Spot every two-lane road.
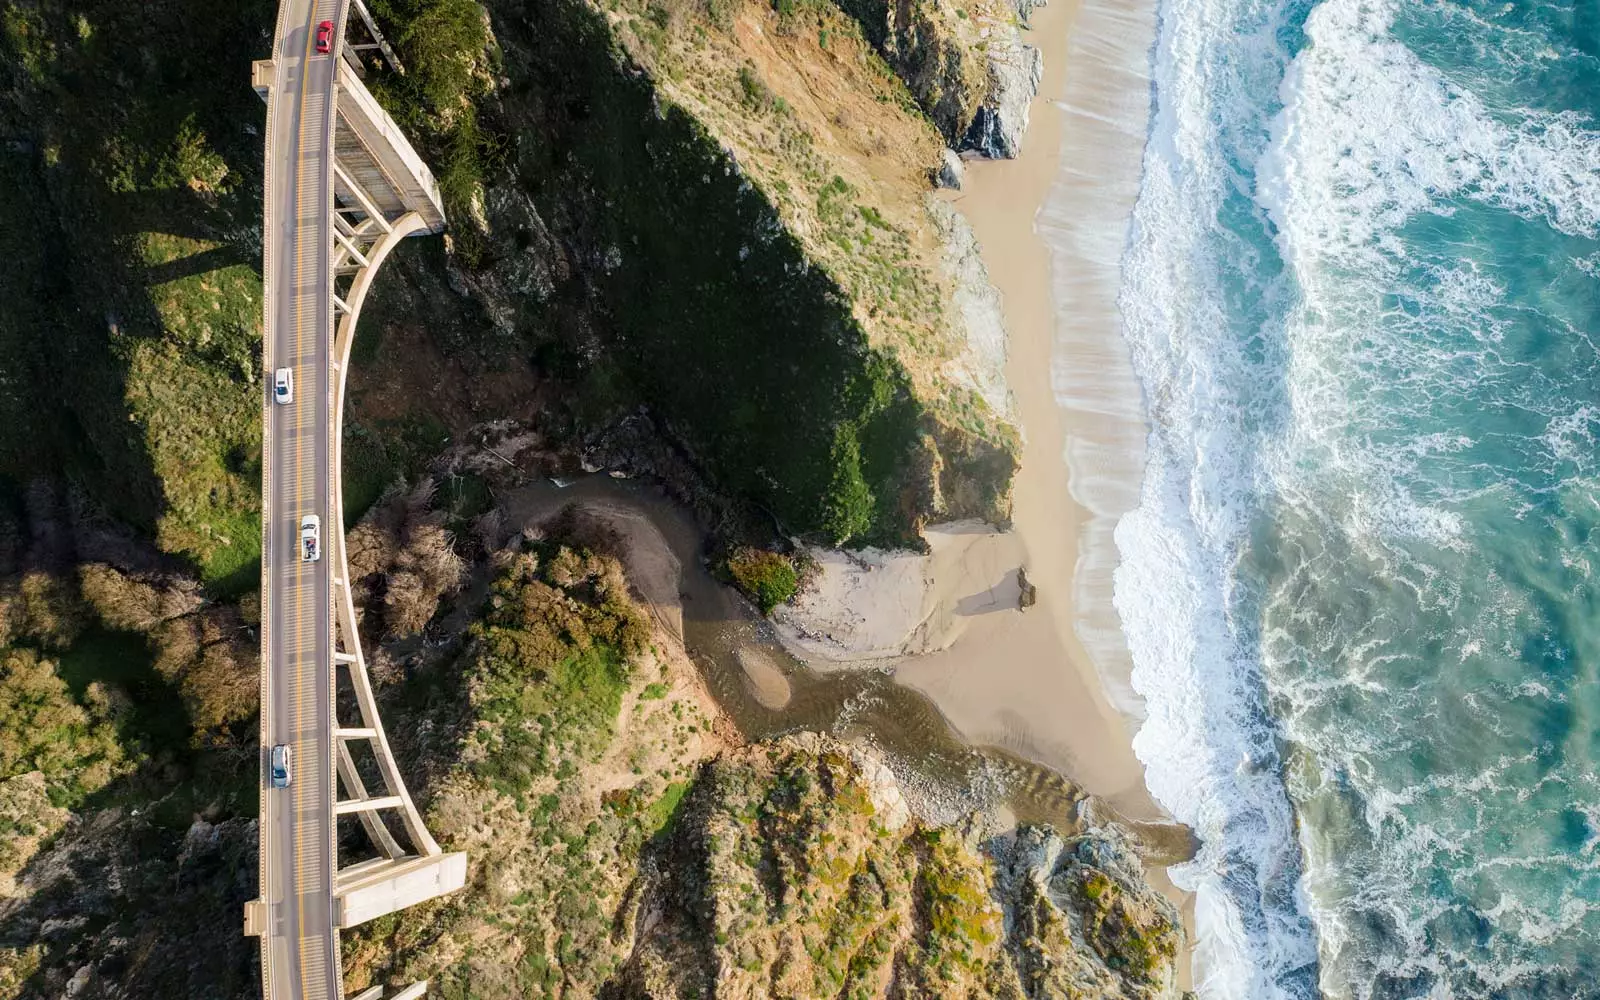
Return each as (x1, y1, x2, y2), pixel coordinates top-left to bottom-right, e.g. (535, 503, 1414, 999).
(261, 1, 343, 997)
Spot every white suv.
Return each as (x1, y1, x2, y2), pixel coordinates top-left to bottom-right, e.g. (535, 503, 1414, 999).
(273, 367, 293, 405)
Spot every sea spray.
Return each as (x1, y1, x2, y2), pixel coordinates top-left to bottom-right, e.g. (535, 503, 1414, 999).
(1116, 0, 1600, 994)
(1114, 0, 1322, 992)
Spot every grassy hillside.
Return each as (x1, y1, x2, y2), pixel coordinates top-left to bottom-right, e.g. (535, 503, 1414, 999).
(0, 0, 268, 590)
(2, 0, 1019, 575)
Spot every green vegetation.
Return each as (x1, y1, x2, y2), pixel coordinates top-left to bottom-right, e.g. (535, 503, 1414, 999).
(1072, 864, 1181, 983)
(725, 547, 799, 613)
(342, 543, 709, 998)
(613, 742, 1026, 998)
(461, 0, 937, 545)
(0, 647, 128, 810)
(911, 828, 1002, 981)
(365, 0, 502, 265)
(0, 0, 268, 587)
(469, 547, 649, 801)
(0, 537, 260, 995)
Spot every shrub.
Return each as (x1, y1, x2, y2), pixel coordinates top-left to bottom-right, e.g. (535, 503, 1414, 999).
(0, 647, 127, 804)
(725, 548, 798, 614)
(821, 427, 875, 545)
(737, 64, 774, 112)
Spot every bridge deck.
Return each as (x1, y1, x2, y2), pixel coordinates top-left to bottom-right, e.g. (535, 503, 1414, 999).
(254, 3, 453, 999)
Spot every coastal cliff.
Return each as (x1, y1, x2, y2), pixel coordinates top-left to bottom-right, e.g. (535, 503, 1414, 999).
(453, 0, 1024, 544)
(836, 0, 1045, 158)
(0, 488, 1185, 999)
(0, 2, 1187, 997)
(0, 0, 1022, 561)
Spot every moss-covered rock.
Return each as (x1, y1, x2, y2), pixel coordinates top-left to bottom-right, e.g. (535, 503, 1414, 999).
(724, 547, 799, 614)
(992, 825, 1186, 1000)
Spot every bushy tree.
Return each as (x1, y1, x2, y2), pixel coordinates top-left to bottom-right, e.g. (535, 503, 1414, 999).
(0, 648, 126, 803)
(821, 425, 875, 545)
(725, 548, 798, 614)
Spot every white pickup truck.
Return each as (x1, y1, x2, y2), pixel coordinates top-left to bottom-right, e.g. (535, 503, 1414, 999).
(300, 514, 320, 562)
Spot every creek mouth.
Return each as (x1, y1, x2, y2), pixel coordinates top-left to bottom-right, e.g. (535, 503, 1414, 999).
(500, 473, 1193, 865)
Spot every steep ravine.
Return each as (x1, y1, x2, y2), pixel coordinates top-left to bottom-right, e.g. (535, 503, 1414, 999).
(433, 0, 1028, 547)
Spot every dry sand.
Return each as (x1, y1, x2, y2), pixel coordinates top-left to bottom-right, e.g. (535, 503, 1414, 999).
(918, 0, 1196, 966)
(895, 0, 1159, 817)
(772, 521, 1027, 662)
(778, 0, 1194, 968)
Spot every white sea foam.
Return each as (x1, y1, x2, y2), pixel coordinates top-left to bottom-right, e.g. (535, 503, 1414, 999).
(1111, 0, 1600, 990)
(1113, 0, 1322, 990)
(1036, 0, 1160, 718)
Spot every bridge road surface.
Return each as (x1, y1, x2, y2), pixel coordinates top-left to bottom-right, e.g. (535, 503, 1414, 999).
(262, 1, 343, 997)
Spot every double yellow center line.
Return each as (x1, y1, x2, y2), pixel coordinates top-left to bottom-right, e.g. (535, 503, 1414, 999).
(287, 5, 323, 996)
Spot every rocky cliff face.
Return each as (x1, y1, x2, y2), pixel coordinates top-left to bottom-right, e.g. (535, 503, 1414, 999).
(993, 825, 1186, 1000)
(449, 0, 1022, 545)
(614, 737, 1185, 1000)
(835, 0, 1045, 158)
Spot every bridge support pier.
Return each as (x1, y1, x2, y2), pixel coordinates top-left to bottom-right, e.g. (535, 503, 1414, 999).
(350, 983, 428, 1000)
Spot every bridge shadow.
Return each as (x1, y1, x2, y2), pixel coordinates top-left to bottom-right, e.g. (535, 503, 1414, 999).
(141, 243, 257, 286)
(0, 0, 269, 580)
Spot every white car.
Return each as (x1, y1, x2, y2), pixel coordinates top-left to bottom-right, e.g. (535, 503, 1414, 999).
(300, 514, 320, 562)
(270, 743, 292, 788)
(273, 366, 293, 405)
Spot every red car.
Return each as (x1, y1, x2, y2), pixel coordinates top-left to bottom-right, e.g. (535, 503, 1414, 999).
(315, 20, 334, 54)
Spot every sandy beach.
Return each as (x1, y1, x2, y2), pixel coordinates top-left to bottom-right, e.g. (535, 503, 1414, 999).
(778, 0, 1162, 818)
(898, 0, 1161, 807)
(776, 0, 1191, 963)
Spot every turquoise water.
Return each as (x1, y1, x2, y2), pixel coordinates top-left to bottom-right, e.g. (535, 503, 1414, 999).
(1112, 0, 1600, 995)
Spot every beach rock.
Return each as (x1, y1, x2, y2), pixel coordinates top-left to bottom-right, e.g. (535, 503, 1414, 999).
(879, 0, 992, 146)
(1018, 566, 1038, 608)
(1011, 0, 1049, 26)
(930, 196, 1013, 419)
(851, 747, 913, 832)
(860, 0, 1044, 159)
(964, 34, 1044, 159)
(615, 738, 1183, 1000)
(936, 147, 966, 189)
(990, 825, 1187, 1000)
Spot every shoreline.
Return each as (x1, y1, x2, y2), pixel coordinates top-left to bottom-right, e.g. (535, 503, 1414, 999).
(900, 0, 1194, 965)
(893, 0, 1154, 813)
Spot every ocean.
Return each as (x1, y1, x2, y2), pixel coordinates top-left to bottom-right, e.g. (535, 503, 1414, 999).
(1110, 0, 1600, 996)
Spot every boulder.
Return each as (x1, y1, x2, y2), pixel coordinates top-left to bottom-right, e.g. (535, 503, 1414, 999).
(936, 147, 966, 189)
(963, 35, 1044, 159)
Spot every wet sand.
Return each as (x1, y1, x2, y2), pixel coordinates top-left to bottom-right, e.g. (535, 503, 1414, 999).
(898, 0, 1156, 820)
(897, 0, 1196, 967)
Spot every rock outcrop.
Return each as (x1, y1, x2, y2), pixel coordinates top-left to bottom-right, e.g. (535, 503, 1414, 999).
(842, 0, 1046, 159)
(615, 737, 1186, 1000)
(932, 195, 1013, 421)
(992, 825, 1186, 1000)
(962, 30, 1045, 159)
(938, 148, 968, 189)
